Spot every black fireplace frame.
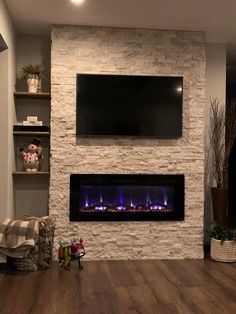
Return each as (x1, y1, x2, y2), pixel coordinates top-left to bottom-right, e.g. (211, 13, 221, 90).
(70, 174, 184, 222)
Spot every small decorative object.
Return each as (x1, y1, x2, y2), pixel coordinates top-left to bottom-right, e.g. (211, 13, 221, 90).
(19, 138, 43, 172)
(21, 64, 46, 93)
(58, 238, 85, 270)
(22, 116, 43, 126)
(27, 116, 38, 124)
(208, 222, 236, 262)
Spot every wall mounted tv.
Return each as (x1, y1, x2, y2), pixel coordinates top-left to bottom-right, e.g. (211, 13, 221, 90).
(76, 74, 183, 138)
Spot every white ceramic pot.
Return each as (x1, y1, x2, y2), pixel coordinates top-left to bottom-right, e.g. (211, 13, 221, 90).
(27, 75, 39, 93)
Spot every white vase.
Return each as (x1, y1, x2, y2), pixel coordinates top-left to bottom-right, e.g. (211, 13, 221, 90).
(27, 75, 39, 93)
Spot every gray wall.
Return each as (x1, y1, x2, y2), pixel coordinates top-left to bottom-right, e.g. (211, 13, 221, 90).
(16, 34, 51, 92)
(204, 43, 226, 240)
(14, 34, 51, 218)
(0, 0, 16, 262)
(0, 49, 9, 222)
(0, 0, 16, 221)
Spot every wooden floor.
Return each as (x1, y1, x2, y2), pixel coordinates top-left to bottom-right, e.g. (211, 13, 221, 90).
(0, 259, 236, 314)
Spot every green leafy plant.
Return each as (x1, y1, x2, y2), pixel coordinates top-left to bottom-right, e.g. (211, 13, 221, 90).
(21, 64, 46, 80)
(208, 222, 236, 244)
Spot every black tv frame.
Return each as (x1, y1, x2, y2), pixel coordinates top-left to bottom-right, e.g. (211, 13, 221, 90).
(76, 73, 183, 138)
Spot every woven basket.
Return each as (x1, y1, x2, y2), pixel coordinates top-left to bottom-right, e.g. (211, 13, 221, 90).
(210, 238, 236, 263)
(9, 217, 55, 271)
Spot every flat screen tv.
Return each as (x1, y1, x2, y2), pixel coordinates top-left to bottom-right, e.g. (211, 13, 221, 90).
(76, 74, 183, 138)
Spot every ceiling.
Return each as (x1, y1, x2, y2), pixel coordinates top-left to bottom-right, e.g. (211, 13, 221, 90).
(4, 0, 236, 43)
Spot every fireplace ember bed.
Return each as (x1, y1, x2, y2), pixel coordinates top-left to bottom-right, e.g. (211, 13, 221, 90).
(70, 174, 184, 221)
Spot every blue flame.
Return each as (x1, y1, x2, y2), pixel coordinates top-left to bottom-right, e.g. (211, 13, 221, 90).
(95, 205, 107, 211)
(162, 189, 168, 206)
(130, 199, 133, 207)
(85, 194, 88, 207)
(119, 189, 124, 203)
(146, 192, 150, 205)
(150, 205, 163, 210)
(115, 205, 127, 211)
(80, 185, 174, 212)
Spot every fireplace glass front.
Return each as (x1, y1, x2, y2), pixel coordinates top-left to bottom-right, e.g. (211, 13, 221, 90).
(70, 174, 184, 221)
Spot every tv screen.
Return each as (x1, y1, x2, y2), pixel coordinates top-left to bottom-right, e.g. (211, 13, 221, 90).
(76, 74, 183, 138)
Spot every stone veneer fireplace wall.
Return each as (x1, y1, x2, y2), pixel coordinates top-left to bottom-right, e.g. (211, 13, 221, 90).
(50, 25, 205, 260)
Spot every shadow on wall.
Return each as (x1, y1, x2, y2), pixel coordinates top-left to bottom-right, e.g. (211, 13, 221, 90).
(76, 137, 180, 147)
(0, 33, 8, 52)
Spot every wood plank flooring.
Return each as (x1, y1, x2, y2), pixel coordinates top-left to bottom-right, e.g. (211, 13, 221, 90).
(0, 259, 235, 314)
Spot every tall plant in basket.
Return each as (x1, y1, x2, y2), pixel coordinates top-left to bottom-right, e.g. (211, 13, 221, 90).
(209, 98, 236, 227)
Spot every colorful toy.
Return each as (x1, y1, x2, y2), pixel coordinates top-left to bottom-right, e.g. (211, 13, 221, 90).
(19, 138, 43, 172)
(58, 238, 85, 270)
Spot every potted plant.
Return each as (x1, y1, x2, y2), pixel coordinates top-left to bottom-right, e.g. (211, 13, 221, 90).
(21, 64, 46, 93)
(208, 222, 236, 262)
(209, 98, 236, 227)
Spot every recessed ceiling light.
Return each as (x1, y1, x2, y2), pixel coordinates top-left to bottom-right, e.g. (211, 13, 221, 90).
(70, 0, 84, 4)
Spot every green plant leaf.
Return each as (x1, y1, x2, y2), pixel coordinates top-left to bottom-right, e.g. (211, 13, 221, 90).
(21, 64, 46, 80)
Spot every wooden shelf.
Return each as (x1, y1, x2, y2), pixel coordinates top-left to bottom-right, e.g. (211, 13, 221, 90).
(13, 171, 49, 175)
(14, 92, 51, 99)
(13, 131, 50, 136)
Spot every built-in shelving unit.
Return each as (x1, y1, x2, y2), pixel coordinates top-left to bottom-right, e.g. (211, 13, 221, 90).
(13, 171, 50, 175)
(14, 92, 51, 99)
(13, 131, 50, 136)
(13, 90, 50, 218)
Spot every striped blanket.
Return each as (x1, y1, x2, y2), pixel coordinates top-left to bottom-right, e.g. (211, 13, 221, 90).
(0, 218, 39, 258)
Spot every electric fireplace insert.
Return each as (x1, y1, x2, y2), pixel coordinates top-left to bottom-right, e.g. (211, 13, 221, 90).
(70, 174, 184, 221)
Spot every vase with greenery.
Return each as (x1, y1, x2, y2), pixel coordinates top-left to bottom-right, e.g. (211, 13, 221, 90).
(208, 222, 236, 262)
(209, 98, 236, 227)
(21, 64, 46, 93)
